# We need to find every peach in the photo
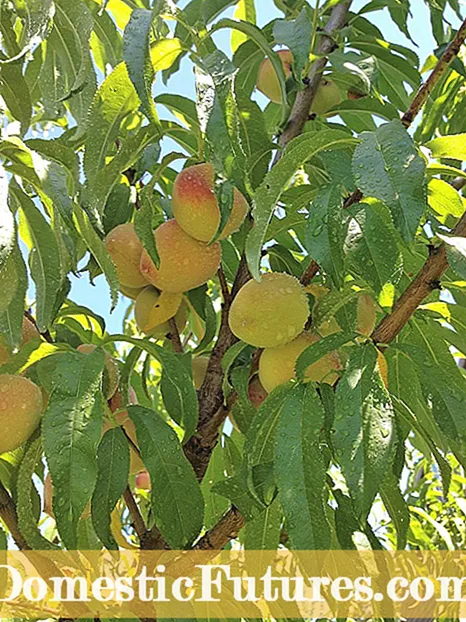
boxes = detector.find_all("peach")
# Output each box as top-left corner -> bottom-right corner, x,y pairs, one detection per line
259,332 -> 342,393
310,79 -> 342,115
256,49 -> 293,103
192,355 -> 209,390
105,223 -> 148,288
248,375 -> 268,408
172,163 -> 248,242
0,375 -> 43,454
135,471 -> 151,491
228,272 -> 309,348
356,294 -> 377,337
134,287 -> 186,338
139,220 -> 221,293
106,387 -> 143,475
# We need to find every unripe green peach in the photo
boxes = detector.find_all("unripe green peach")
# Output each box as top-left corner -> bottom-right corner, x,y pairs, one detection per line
0,375 -> 43,455
172,163 -> 249,243
120,284 -> 146,300
248,375 -> 268,408
106,387 -> 143,475
77,344 -> 119,399
356,293 -> 377,337
105,223 -> 149,288
228,272 -> 309,348
259,331 -> 342,393
139,220 -> 221,293
310,79 -> 342,116
192,355 -> 209,390
256,49 -> 293,103
135,287 -> 187,338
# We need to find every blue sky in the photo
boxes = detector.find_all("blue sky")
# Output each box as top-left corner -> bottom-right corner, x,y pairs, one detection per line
66,0 -> 465,335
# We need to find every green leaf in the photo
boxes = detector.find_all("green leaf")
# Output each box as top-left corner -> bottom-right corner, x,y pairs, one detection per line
151,38 -> 184,71
14,188 -> 62,332
83,62 -> 139,188
134,188 -> 160,268
306,184 -> 346,288
0,61 -> 32,133
201,440 -> 231,530
123,8 -> 159,125
334,343 -> 396,519
380,472 -> 409,550
346,200 -> 403,294
247,129 -> 357,279
438,234 -> 466,279
275,383 -> 331,549
0,168 -> 14,270
231,0 -> 257,52
17,432 -> 58,550
352,120 -> 426,241
104,335 -> 199,442
244,497 -> 282,550
0,243 -> 27,348
427,133 -> 466,160
273,8 -> 312,79
246,384 -> 292,468
295,332 -> 357,380
40,0 -> 97,125
128,406 -> 204,548
91,427 -> 130,550
312,286 -> 360,329
428,179 -> 465,218
42,349 -> 105,549
0,0 -> 54,64
72,204 -> 119,311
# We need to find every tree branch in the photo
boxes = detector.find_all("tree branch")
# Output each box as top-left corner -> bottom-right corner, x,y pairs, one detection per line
276,0 -> 353,156
167,318 -> 184,353
193,506 -> 245,550
372,211 -> 466,344
401,17 -> 466,128
0,481 -> 30,550
123,486 -> 147,543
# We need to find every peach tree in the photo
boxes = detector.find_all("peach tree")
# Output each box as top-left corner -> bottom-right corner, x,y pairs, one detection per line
0,0 -> 466,562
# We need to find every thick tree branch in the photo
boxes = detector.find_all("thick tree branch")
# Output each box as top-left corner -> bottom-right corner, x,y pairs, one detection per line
276,0 -> 353,155
0,481 -> 30,550
193,506 -> 245,550
372,211 -> 466,344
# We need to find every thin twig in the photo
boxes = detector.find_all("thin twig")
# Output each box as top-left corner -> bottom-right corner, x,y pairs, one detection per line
300,260 -> 320,286
217,266 -> 231,304
401,17 -> 466,127
123,486 -> 147,542
167,318 -> 184,353
0,481 -> 30,550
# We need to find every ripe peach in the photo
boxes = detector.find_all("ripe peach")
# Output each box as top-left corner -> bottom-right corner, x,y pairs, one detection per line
139,219 -> 221,293
135,471 -> 151,491
0,375 -> 43,454
248,375 -> 268,408
105,223 -> 148,288
77,344 -> 119,399
257,49 -> 293,103
172,163 -> 248,243
192,355 -> 209,390
228,272 -> 309,348
259,331 -> 342,393
134,287 -> 186,338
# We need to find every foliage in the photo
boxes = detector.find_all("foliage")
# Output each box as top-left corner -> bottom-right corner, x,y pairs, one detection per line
0,0 -> 465,585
